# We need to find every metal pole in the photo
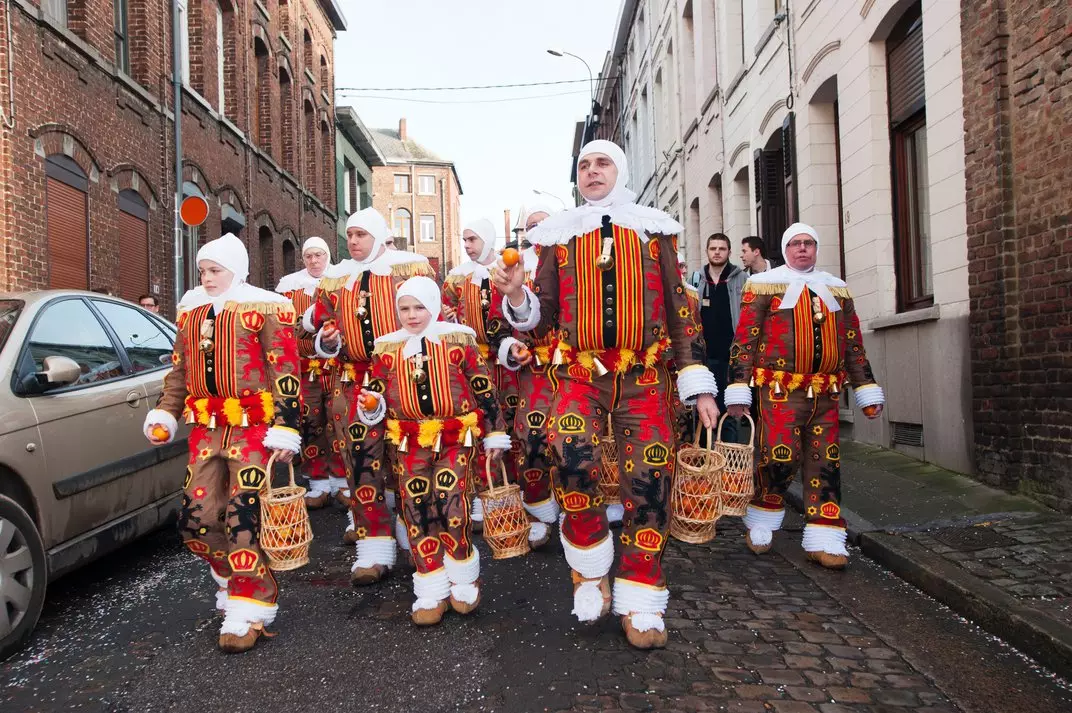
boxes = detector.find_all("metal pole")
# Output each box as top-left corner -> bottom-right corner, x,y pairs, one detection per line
172,0 -> 184,308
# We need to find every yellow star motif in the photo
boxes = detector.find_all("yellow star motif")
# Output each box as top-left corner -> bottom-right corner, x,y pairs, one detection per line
266,351 -> 279,365
591,434 -> 601,445
807,506 -> 818,516
623,459 -> 635,473
750,327 -> 760,336
810,479 -> 821,488
198,448 -> 213,461
812,425 -> 824,435
619,533 -> 632,546
355,527 -> 368,538
227,446 -> 242,459
679,306 -> 690,318
449,517 -> 462,528
847,330 -> 857,339
776,358 -> 787,368
408,525 -> 420,537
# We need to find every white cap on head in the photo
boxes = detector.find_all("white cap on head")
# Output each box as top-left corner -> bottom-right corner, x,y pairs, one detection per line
395,275 -> 442,322
577,139 -> 635,208
781,223 -> 820,258
302,236 -> 330,256
346,207 -> 391,259
464,218 -> 498,263
197,232 -> 249,282
524,203 -> 556,225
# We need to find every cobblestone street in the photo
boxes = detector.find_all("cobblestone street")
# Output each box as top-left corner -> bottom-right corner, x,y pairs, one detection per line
2,507 -> 1069,713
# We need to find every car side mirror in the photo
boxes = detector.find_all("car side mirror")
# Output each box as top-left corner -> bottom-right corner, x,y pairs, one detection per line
34,355 -> 82,391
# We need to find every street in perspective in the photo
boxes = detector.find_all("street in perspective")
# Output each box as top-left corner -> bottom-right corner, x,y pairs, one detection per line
0,0 -> 1070,712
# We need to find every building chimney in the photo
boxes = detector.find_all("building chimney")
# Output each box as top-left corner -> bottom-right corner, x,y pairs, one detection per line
504,210 -> 511,241
398,118 -> 407,141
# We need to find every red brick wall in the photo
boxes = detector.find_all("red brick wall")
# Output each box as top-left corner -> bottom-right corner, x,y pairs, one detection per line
0,0 -> 338,315
962,0 -> 1072,511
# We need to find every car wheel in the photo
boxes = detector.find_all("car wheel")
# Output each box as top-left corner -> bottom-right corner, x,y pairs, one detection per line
0,494 -> 47,660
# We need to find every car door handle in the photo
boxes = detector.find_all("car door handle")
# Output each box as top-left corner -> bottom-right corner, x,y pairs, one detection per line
126,390 -> 142,408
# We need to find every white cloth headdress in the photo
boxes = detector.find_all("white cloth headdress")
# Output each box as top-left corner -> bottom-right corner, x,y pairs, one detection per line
275,237 -> 335,294
448,219 -> 498,280
376,276 -> 475,357
333,207 -> 429,279
180,232 -> 288,312
526,140 -> 683,245
748,223 -> 846,312
302,236 -> 330,255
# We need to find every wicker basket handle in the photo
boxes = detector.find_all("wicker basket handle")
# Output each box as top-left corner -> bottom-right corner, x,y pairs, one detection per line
717,413 -> 756,447
263,452 -> 297,497
484,457 -> 510,496
691,426 -> 716,452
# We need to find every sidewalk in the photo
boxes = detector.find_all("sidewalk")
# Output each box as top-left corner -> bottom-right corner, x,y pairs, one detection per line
784,441 -> 1072,677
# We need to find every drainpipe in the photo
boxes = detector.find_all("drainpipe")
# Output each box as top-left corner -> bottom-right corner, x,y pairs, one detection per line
171,0 -> 184,307
439,176 -> 447,277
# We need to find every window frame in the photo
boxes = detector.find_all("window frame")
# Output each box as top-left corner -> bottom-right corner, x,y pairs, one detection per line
216,2 -> 225,116
394,208 -> 413,247
114,0 -> 130,74
418,174 -> 436,196
90,298 -> 176,375
177,0 -> 190,85
890,112 -> 934,312
419,214 -> 436,243
393,174 -> 411,194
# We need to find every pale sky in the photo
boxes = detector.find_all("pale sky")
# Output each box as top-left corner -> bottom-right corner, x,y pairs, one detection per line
334,0 -> 621,240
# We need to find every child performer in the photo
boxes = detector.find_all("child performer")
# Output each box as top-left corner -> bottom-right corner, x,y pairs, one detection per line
355,277 -> 510,625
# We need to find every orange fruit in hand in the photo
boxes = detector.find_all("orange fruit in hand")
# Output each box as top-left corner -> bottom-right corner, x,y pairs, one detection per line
361,393 -> 379,411
862,405 -> 880,418
150,425 -> 170,441
502,248 -> 521,267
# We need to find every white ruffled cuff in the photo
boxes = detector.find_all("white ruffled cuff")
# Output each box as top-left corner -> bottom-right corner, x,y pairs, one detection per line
444,549 -> 480,586
471,496 -> 484,522
352,536 -> 397,570
143,408 -> 178,443
523,497 -> 560,524
528,521 -> 549,543
483,433 -> 511,451
314,329 -> 342,359
853,384 -> 885,409
497,336 -> 524,371
743,505 -> 785,547
676,364 -> 719,405
724,383 -> 753,407
220,598 -> 277,636
302,305 -> 317,333
209,568 -> 229,588
262,426 -> 301,453
561,534 -> 613,579
612,578 -> 670,616
802,523 -> 849,556
394,515 -> 410,553
503,286 -> 540,331
412,568 -> 451,610
306,477 -> 332,496
606,502 -> 625,523
357,394 -> 386,426
329,476 -> 349,496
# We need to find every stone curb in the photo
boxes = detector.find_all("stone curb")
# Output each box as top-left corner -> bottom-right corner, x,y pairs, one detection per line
784,482 -> 1072,678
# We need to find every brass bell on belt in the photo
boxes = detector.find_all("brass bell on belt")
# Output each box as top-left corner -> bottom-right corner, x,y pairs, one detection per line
806,384 -> 815,399
596,236 -> 615,271
772,381 -> 784,396
208,413 -> 217,430
831,380 -> 840,395
185,410 -> 196,425
591,356 -> 609,377
198,338 -> 214,353
398,435 -> 409,453
240,409 -> 249,427
340,369 -> 352,383
199,319 -> 215,353
462,428 -> 474,447
811,296 -> 826,324
411,367 -> 428,385
432,430 -> 443,454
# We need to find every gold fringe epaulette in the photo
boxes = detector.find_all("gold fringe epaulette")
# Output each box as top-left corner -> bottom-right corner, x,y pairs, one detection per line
391,260 -> 435,278
373,330 -> 476,355
316,275 -> 350,292
443,273 -> 467,287
221,301 -> 298,324
743,282 -> 852,299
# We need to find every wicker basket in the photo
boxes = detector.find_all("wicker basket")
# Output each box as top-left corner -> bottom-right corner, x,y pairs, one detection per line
259,455 -> 313,571
670,428 -> 727,544
598,414 -> 621,505
480,459 -> 531,560
715,414 -> 756,517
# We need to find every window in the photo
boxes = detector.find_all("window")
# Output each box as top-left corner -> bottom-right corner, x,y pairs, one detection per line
302,28 -> 313,75
26,300 -> 124,387
279,67 -> 294,173
320,54 -> 329,89
420,214 -> 436,242
118,189 -> 150,302
253,38 -> 271,152
394,174 -> 411,194
394,208 -> 412,247
303,100 -> 316,191
215,3 -> 225,115
888,5 -> 932,311
93,300 -> 174,373
114,0 -> 129,73
45,155 -> 89,291
418,175 -> 436,195
177,0 -> 190,84
42,0 -> 66,26
259,227 -> 274,288
320,118 -> 332,203
342,163 -> 355,214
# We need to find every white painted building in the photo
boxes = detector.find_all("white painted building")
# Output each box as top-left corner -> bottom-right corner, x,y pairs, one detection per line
591,0 -> 973,473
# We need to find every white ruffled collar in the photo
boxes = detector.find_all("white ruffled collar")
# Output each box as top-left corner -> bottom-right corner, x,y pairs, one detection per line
748,265 -> 847,312
332,249 -> 429,283
448,258 -> 496,281
526,199 -> 683,246
375,321 -> 476,358
177,281 -> 290,313
274,268 -> 327,296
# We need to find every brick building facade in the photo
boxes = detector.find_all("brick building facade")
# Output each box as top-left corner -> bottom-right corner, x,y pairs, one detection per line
0,0 -> 345,315
369,118 -> 462,279
962,1 -> 1072,510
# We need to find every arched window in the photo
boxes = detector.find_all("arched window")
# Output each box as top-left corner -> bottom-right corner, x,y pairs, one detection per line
216,1 -> 236,121
258,226 -> 273,288
118,189 -> 150,300
253,37 -> 272,152
302,28 -> 313,76
278,0 -> 290,39
279,66 -> 295,174
320,116 -> 332,204
393,208 -> 412,250
303,99 -> 317,193
282,239 -> 296,273
45,154 -> 89,290
319,54 -> 329,88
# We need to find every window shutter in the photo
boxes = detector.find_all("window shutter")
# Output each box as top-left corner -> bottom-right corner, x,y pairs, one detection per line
781,112 -> 798,224
888,16 -> 926,125
46,176 -> 89,290
118,210 -> 149,300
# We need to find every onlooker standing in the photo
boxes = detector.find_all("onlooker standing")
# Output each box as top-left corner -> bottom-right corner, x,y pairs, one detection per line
138,294 -> 160,313
740,236 -> 772,275
689,233 -> 747,431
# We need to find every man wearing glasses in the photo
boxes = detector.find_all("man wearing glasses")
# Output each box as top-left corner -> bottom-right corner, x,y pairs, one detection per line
138,294 -> 160,314
724,223 -> 884,570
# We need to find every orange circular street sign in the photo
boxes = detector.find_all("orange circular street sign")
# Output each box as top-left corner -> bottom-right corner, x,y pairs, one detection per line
180,195 -> 209,226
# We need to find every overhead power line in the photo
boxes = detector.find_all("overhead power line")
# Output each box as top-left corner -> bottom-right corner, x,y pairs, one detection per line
343,90 -> 591,105
335,77 -> 615,92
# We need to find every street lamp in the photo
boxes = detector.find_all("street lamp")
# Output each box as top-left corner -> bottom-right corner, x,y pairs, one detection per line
547,48 -> 595,108
532,189 -> 567,210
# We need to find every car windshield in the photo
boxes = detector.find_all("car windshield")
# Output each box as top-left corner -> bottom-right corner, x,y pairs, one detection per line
0,300 -> 22,354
